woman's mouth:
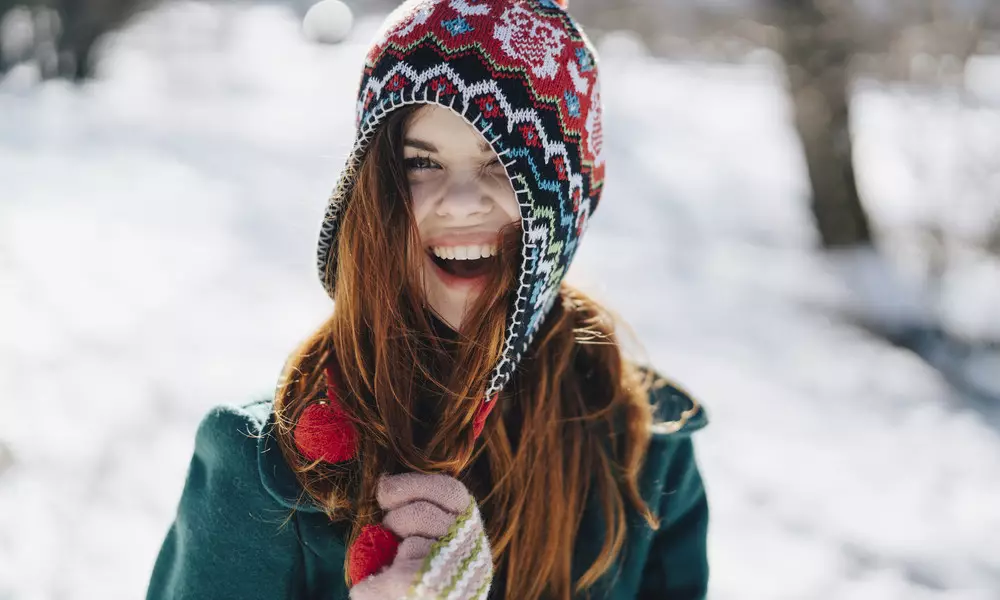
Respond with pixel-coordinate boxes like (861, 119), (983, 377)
(427, 243), (498, 282)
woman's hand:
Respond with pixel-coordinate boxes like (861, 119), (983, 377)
(349, 473), (493, 600)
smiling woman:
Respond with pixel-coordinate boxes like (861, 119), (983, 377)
(146, 2), (709, 599)
(405, 105), (521, 329)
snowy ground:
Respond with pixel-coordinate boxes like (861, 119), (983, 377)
(1, 3), (999, 599)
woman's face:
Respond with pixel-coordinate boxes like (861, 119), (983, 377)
(404, 105), (519, 330)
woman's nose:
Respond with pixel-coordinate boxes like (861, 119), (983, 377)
(435, 177), (493, 220)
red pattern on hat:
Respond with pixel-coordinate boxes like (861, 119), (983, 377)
(364, 0), (600, 171)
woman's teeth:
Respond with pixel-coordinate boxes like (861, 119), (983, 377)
(431, 244), (497, 260)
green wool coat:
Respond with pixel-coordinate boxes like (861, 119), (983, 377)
(146, 380), (709, 600)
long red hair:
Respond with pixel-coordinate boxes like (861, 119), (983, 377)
(273, 106), (658, 599)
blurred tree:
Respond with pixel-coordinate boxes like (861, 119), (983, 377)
(0, 1), (23, 73)
(68, 0), (160, 79)
(52, 0), (148, 80)
(0, 0), (150, 80)
(768, 0), (873, 248)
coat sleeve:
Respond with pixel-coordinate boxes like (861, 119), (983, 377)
(638, 436), (710, 600)
(146, 404), (308, 599)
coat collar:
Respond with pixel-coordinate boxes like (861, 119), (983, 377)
(255, 405), (326, 514)
(648, 376), (708, 437)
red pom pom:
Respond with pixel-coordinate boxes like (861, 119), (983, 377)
(348, 524), (400, 585)
(554, 0), (568, 7)
(293, 365), (358, 463)
(472, 393), (499, 440)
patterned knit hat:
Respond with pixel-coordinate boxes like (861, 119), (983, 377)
(317, 0), (604, 401)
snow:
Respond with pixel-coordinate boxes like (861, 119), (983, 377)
(302, 0), (354, 45)
(966, 54), (1000, 103)
(1, 2), (998, 599)
(852, 79), (1000, 341)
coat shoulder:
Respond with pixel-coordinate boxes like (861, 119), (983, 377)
(191, 397), (323, 512)
(640, 367), (708, 438)
(146, 400), (309, 599)
(192, 399), (273, 479)
(227, 397), (329, 514)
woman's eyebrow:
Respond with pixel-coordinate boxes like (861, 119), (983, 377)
(403, 138), (437, 152)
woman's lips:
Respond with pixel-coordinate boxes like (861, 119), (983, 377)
(424, 252), (489, 290)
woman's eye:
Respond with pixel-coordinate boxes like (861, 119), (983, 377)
(481, 159), (503, 173)
(484, 160), (507, 177)
(404, 156), (440, 171)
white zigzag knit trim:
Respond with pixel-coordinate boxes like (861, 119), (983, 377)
(361, 61), (577, 170)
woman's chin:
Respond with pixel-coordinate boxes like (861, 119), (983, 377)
(423, 279), (470, 332)
(423, 295), (463, 329)
(423, 256), (489, 323)
(428, 290), (470, 326)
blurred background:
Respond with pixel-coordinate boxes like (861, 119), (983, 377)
(1, 0), (999, 598)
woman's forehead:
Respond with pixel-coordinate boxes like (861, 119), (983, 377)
(405, 105), (495, 157)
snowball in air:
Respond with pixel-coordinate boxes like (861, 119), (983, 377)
(302, 0), (354, 44)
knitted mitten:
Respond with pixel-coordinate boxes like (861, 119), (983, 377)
(349, 473), (493, 600)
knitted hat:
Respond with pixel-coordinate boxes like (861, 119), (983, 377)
(316, 0), (604, 401)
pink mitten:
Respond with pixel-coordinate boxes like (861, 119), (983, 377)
(349, 473), (493, 600)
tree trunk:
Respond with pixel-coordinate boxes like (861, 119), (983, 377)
(46, 0), (147, 80)
(773, 0), (874, 248)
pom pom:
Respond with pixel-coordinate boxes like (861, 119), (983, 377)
(348, 524), (400, 585)
(554, 0), (569, 7)
(472, 393), (499, 440)
(302, 0), (354, 44)
(293, 365), (358, 463)
(294, 401), (359, 463)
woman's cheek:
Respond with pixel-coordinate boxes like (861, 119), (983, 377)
(495, 187), (519, 221)
(410, 177), (441, 220)
(483, 174), (517, 220)
(408, 179), (434, 216)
